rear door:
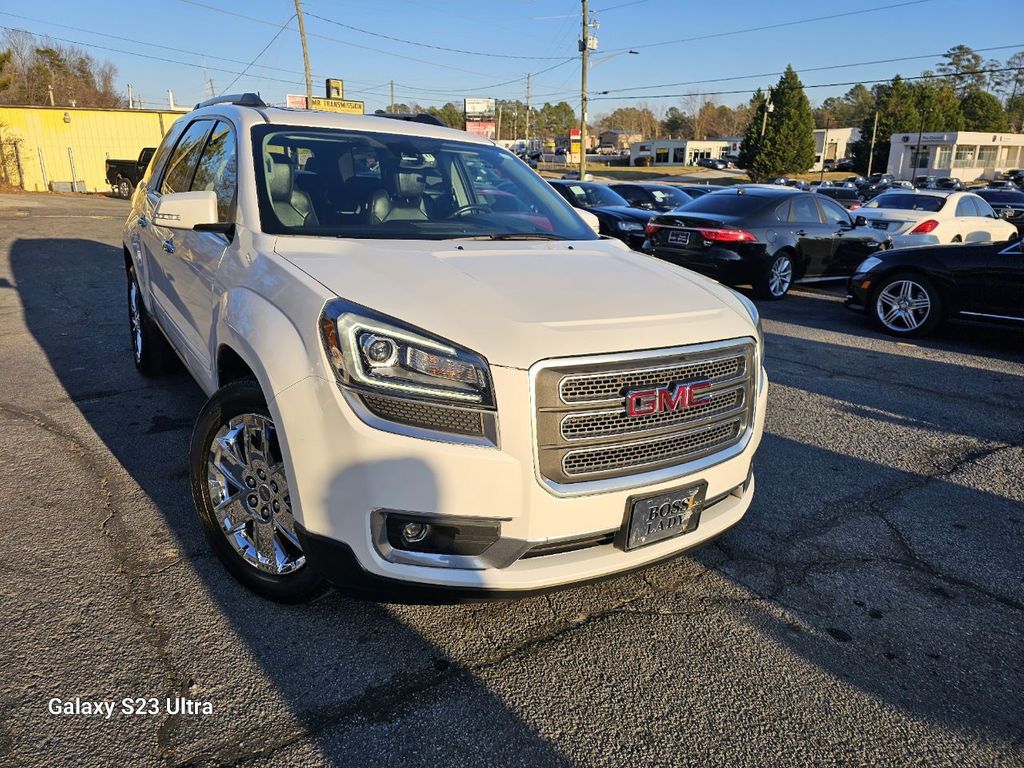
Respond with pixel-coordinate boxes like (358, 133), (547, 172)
(787, 194), (832, 277)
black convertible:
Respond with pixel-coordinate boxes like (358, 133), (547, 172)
(846, 239), (1024, 337)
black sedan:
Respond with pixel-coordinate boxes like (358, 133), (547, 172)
(548, 180), (652, 249)
(856, 173), (895, 199)
(643, 186), (889, 299)
(696, 157), (729, 170)
(608, 182), (693, 212)
(976, 188), (1024, 234)
(673, 184), (726, 199)
(846, 239), (1024, 337)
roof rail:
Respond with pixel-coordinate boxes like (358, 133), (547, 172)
(372, 111), (447, 127)
(193, 93), (267, 110)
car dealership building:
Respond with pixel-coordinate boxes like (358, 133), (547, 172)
(886, 131), (1024, 182)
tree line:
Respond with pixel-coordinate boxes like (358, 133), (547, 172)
(0, 30), (123, 108)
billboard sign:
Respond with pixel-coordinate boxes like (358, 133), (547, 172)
(286, 94), (307, 109)
(465, 121), (496, 139)
(464, 98), (496, 120)
(308, 97), (365, 115)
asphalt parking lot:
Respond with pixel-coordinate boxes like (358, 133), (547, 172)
(1, 193), (1022, 767)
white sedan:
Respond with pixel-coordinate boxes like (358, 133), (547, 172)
(856, 189), (1017, 248)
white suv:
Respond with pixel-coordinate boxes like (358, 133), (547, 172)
(123, 94), (767, 601)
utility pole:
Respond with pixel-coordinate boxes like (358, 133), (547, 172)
(167, 89), (175, 110)
(294, 0), (313, 100)
(819, 116), (830, 182)
(579, 0), (590, 180)
(912, 107), (929, 181)
(497, 104), (503, 142)
(48, 84), (55, 107)
(125, 84), (131, 110)
(760, 89), (773, 139)
(389, 80), (395, 113)
(525, 73), (531, 152)
(867, 110), (879, 177)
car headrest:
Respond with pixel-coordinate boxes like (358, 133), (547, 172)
(390, 171), (424, 200)
(266, 154), (293, 201)
(303, 156), (322, 174)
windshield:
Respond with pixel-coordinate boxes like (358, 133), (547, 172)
(979, 190), (1024, 203)
(556, 182), (629, 208)
(650, 186), (691, 207)
(864, 193), (946, 212)
(252, 125), (595, 241)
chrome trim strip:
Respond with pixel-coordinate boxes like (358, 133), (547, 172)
(998, 242), (1022, 255)
(959, 310), (1024, 322)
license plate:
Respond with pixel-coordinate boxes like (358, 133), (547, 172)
(667, 230), (690, 245)
(622, 481), (707, 551)
(871, 221), (889, 230)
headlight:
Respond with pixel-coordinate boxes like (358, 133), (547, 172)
(319, 299), (497, 444)
(855, 256), (882, 273)
(732, 290), (764, 369)
(617, 220), (645, 232)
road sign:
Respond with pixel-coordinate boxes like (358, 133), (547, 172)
(308, 97), (364, 115)
(286, 94), (307, 109)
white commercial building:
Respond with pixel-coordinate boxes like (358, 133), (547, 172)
(885, 131), (1024, 182)
(629, 139), (730, 166)
(812, 127), (861, 171)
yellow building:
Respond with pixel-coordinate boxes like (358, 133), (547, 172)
(0, 105), (185, 193)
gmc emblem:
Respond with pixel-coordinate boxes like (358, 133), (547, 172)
(626, 380), (712, 417)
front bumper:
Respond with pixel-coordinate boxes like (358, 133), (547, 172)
(269, 365), (767, 594)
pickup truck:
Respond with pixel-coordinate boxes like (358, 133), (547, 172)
(121, 94), (767, 602)
(106, 147), (155, 198)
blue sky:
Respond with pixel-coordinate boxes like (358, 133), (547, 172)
(2, 0), (1021, 116)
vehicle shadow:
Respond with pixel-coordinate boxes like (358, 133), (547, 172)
(8, 236), (1024, 762)
(7, 237), (571, 766)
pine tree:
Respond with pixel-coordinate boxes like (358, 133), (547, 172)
(752, 66), (816, 180)
(738, 89), (767, 179)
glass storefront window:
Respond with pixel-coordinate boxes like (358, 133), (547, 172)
(935, 146), (952, 168)
(977, 146), (997, 166)
(953, 146), (976, 168)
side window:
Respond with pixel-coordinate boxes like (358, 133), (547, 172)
(190, 121), (237, 221)
(142, 120), (186, 187)
(818, 197), (850, 226)
(775, 201), (791, 221)
(954, 196), (978, 217)
(790, 195), (822, 223)
(617, 186), (643, 205)
(974, 197), (997, 218)
(159, 120), (213, 196)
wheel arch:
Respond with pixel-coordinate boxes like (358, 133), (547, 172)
(213, 287), (320, 400)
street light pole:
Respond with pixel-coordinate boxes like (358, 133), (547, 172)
(579, 0), (589, 180)
(820, 116), (830, 183)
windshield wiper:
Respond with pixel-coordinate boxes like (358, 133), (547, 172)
(485, 233), (570, 241)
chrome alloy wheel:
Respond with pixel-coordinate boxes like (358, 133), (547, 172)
(768, 255), (793, 297)
(118, 179), (132, 199)
(206, 414), (305, 575)
(876, 279), (931, 332)
(128, 279), (143, 364)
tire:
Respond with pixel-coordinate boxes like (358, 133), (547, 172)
(127, 262), (179, 376)
(117, 177), (133, 199)
(753, 251), (795, 300)
(869, 272), (943, 338)
(190, 379), (326, 603)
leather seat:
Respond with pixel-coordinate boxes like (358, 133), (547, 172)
(266, 155), (318, 227)
(369, 171), (429, 224)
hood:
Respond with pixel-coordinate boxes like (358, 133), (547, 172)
(590, 205), (653, 221)
(275, 236), (755, 369)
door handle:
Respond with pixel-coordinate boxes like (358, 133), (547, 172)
(138, 214), (148, 228)
(162, 239), (176, 254)
(795, 229), (807, 236)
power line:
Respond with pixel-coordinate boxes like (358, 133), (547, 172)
(392, 58), (576, 95)
(220, 14), (295, 95)
(174, 0), (503, 77)
(303, 12), (567, 60)
(595, 43), (1024, 95)
(605, 0), (938, 54)
(589, 66), (1023, 101)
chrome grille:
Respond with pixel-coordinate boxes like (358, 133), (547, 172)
(534, 340), (756, 485)
(559, 355), (743, 404)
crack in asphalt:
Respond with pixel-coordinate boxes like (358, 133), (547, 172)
(0, 401), (193, 765)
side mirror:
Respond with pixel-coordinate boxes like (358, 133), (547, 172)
(153, 191), (219, 232)
(854, 215), (868, 227)
(577, 208), (601, 235)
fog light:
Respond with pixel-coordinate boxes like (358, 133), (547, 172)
(401, 521), (430, 544)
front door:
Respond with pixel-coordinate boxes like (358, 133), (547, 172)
(818, 196), (880, 276)
(788, 194), (832, 277)
(952, 240), (1024, 318)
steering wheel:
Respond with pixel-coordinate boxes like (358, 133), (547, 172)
(449, 204), (491, 218)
